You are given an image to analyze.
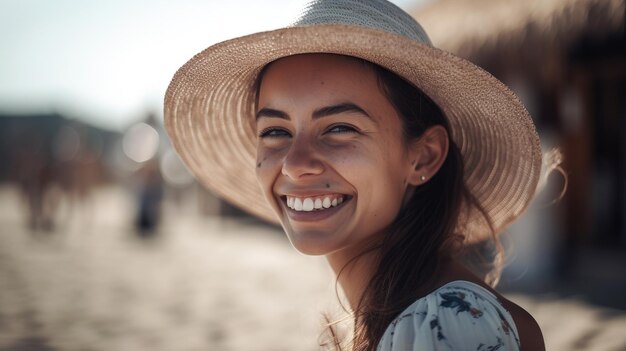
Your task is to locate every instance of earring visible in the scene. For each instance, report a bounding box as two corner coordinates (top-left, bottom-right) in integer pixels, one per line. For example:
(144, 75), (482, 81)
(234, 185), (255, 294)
(420, 175), (426, 182)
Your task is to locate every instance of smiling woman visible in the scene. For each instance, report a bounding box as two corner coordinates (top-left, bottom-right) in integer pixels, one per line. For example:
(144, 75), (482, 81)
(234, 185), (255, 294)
(164, 0), (546, 350)
(255, 55), (421, 259)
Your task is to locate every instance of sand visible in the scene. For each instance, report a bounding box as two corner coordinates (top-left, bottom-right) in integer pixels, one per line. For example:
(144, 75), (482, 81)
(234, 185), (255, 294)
(0, 185), (624, 351)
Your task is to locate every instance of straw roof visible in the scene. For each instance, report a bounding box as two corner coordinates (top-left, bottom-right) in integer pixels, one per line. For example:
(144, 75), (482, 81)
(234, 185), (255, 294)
(411, 0), (625, 59)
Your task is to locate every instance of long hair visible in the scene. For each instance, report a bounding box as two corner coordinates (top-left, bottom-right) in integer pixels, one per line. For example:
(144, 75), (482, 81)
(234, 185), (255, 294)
(319, 59), (502, 351)
(252, 55), (501, 351)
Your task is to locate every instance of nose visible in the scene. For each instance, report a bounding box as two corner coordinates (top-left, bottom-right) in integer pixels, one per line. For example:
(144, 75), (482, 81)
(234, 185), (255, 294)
(281, 135), (324, 180)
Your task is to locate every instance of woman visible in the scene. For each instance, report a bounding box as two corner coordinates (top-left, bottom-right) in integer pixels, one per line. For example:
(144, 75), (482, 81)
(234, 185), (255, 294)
(165, 0), (546, 349)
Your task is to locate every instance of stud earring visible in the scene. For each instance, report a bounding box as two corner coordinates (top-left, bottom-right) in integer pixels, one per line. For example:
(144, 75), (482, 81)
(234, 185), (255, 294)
(420, 175), (426, 182)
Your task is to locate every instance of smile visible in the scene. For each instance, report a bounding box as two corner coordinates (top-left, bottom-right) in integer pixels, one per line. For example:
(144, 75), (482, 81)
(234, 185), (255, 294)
(285, 194), (347, 212)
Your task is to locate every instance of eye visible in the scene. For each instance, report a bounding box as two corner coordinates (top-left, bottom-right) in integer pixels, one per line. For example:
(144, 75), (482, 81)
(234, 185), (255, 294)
(259, 127), (291, 138)
(326, 124), (358, 134)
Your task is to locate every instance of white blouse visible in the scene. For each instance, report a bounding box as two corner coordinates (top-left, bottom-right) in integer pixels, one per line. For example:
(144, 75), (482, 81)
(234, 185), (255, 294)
(377, 280), (521, 351)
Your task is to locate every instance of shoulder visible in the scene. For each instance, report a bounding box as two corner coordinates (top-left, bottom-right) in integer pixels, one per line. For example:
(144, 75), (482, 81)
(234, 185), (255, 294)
(498, 296), (545, 351)
(378, 281), (525, 351)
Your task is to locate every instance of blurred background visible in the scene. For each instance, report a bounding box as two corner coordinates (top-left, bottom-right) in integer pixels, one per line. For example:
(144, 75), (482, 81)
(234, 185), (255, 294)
(0, 0), (624, 350)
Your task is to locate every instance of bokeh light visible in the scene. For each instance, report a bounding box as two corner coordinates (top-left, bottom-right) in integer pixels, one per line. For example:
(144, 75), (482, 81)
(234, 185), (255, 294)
(122, 122), (159, 163)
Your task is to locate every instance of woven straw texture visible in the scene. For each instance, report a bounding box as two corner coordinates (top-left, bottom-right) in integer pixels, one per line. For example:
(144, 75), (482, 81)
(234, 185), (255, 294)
(164, 0), (542, 243)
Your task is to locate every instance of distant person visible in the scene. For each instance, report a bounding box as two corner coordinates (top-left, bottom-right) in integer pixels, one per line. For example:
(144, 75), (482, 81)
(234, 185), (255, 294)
(164, 0), (547, 350)
(14, 132), (56, 232)
(135, 159), (163, 236)
(52, 126), (100, 229)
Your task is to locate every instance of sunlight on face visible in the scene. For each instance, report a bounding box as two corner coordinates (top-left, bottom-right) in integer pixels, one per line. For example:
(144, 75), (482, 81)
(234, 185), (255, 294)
(255, 54), (415, 257)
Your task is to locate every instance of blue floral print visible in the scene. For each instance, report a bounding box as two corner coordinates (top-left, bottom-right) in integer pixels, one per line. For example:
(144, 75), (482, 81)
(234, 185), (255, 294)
(377, 281), (521, 351)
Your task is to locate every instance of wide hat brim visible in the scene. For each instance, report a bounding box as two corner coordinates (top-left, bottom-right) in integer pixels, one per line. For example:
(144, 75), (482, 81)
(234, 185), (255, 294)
(164, 24), (542, 243)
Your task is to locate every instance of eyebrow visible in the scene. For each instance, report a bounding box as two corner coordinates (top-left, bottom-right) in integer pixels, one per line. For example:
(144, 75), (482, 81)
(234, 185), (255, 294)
(255, 108), (288, 120)
(255, 102), (372, 121)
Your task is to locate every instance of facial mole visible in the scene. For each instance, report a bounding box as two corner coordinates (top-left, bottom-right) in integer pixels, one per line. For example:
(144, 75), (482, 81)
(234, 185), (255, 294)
(257, 162), (262, 168)
(326, 183), (330, 188)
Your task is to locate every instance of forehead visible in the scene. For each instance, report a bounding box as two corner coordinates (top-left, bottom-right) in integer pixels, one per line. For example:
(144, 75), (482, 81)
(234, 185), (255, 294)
(257, 54), (383, 107)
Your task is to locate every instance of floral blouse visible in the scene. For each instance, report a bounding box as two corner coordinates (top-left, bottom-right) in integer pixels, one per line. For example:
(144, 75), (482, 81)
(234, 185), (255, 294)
(377, 280), (521, 351)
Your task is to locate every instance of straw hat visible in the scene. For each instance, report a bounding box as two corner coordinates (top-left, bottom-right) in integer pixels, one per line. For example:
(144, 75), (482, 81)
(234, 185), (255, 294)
(164, 0), (542, 243)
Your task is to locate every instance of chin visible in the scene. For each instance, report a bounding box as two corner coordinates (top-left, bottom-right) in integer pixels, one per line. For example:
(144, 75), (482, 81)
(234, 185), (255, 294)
(282, 226), (346, 256)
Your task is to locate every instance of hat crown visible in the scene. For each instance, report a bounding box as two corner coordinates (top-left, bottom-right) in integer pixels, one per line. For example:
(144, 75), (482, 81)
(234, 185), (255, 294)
(293, 0), (432, 46)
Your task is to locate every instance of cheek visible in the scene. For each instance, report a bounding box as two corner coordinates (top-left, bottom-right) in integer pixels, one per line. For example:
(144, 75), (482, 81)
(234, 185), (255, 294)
(332, 142), (408, 212)
(320, 142), (369, 169)
(255, 148), (283, 197)
(324, 141), (401, 182)
(359, 173), (407, 235)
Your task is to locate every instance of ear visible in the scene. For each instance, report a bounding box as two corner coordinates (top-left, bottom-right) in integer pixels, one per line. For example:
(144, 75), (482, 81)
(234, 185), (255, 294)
(406, 125), (449, 186)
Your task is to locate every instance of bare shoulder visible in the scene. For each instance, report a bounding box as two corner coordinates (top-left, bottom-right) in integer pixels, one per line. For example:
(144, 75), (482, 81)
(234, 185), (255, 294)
(498, 296), (546, 351)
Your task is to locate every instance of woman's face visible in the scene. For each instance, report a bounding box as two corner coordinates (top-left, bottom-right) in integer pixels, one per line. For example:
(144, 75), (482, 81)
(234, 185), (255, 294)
(255, 54), (417, 256)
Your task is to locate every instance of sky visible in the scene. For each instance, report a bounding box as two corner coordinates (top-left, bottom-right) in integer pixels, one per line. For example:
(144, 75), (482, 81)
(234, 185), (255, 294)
(0, 0), (425, 131)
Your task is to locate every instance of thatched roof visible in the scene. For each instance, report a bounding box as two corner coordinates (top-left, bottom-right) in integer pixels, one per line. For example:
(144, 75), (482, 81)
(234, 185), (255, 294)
(411, 0), (625, 59)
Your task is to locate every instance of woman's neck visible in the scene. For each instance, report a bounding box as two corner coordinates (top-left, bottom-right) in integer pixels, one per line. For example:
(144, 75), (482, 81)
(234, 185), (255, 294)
(325, 243), (380, 311)
(326, 245), (482, 311)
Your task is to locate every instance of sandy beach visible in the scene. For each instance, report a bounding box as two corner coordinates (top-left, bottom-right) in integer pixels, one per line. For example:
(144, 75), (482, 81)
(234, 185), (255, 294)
(0, 185), (625, 351)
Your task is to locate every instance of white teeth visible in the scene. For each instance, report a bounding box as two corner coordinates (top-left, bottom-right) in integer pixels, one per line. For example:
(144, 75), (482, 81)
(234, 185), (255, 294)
(286, 195), (347, 212)
(322, 197), (331, 208)
(314, 198), (322, 209)
(302, 198), (314, 211)
(294, 198), (303, 211)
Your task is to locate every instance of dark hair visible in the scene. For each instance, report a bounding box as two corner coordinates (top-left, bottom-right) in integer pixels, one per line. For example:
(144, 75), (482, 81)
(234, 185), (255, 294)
(329, 59), (502, 351)
(342, 60), (499, 351)
(253, 55), (500, 351)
